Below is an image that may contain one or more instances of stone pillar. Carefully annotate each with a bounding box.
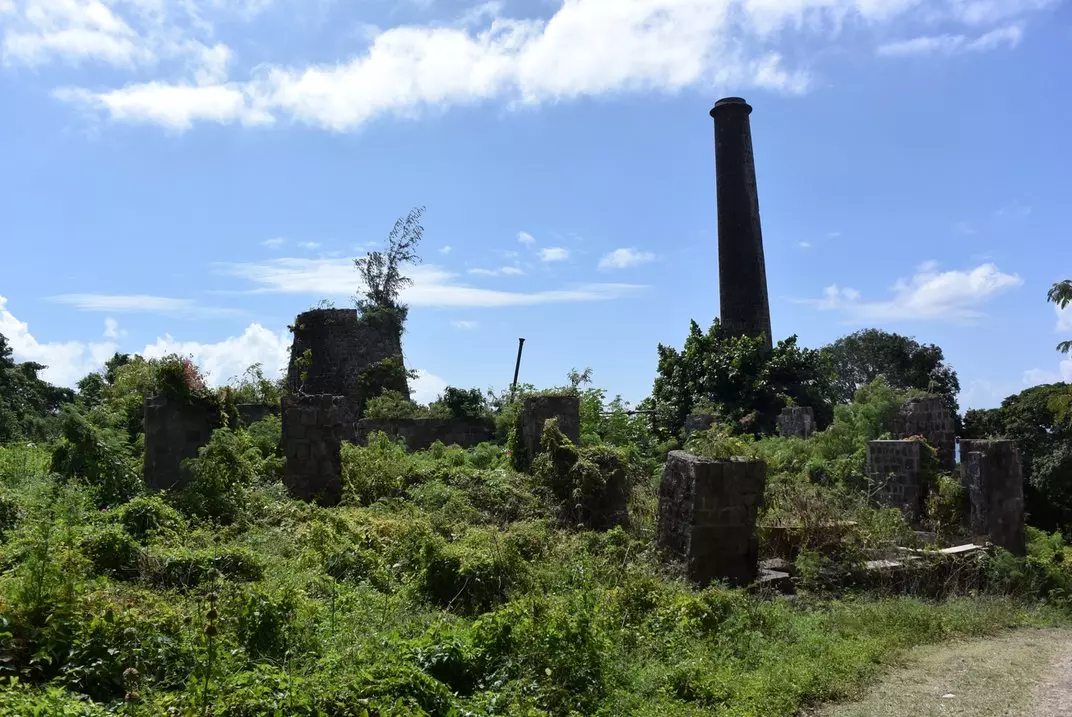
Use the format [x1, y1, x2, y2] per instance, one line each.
[777, 406, 816, 439]
[961, 440, 1026, 555]
[281, 394, 356, 506]
[684, 413, 716, 435]
[657, 451, 766, 587]
[286, 308, 408, 410]
[711, 97, 772, 350]
[518, 394, 580, 470]
[894, 396, 956, 472]
[143, 395, 221, 491]
[867, 440, 924, 521]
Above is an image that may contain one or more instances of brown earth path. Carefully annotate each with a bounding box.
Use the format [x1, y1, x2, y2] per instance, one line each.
[807, 628, 1072, 717]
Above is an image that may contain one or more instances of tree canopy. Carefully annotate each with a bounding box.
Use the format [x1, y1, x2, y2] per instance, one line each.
[819, 328, 960, 412]
[651, 319, 833, 438]
[0, 332, 74, 443]
[353, 206, 425, 325]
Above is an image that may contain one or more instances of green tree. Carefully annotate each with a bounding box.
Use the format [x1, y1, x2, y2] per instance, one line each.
[819, 328, 960, 411]
[0, 332, 75, 442]
[353, 206, 425, 326]
[651, 319, 832, 438]
[1047, 279, 1072, 424]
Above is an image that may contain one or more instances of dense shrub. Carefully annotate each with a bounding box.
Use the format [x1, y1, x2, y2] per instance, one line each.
[140, 546, 264, 590]
[177, 427, 262, 524]
[80, 525, 140, 580]
[341, 432, 413, 505]
[416, 528, 530, 615]
[50, 407, 141, 508]
[116, 495, 184, 543]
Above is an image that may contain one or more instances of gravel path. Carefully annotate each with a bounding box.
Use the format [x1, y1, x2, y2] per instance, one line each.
[810, 628, 1072, 717]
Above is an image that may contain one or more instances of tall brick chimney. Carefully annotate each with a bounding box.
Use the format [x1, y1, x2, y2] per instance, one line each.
[710, 97, 772, 350]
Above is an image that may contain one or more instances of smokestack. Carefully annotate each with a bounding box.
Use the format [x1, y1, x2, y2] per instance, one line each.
[710, 97, 773, 350]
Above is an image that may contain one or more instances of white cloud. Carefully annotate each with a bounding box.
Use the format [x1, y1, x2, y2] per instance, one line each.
[451, 320, 478, 330]
[996, 200, 1033, 217]
[262, 237, 286, 248]
[799, 262, 1022, 323]
[539, 247, 569, 263]
[467, 266, 525, 277]
[439, 245, 453, 255]
[0, 294, 116, 386]
[46, 294, 243, 318]
[798, 241, 812, 249]
[598, 248, 657, 270]
[103, 317, 126, 339]
[54, 83, 274, 131]
[1022, 360, 1072, 387]
[517, 231, 535, 245]
[215, 256, 643, 307]
[411, 368, 448, 404]
[142, 322, 291, 387]
[876, 24, 1022, 56]
[298, 241, 320, 249]
[1057, 303, 1072, 333]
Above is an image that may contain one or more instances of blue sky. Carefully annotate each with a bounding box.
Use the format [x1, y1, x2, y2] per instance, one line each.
[1, 0, 1069, 409]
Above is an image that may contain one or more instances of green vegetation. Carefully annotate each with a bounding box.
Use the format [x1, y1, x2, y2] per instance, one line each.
[0, 282, 1068, 714]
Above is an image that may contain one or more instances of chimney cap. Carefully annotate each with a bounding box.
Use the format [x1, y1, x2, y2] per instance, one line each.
[710, 97, 752, 117]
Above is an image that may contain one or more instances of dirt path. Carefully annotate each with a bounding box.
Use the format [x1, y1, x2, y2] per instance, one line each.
[810, 628, 1072, 717]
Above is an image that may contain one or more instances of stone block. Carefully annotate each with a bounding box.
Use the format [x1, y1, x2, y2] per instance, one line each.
[894, 395, 957, 473]
[867, 440, 924, 522]
[960, 440, 1026, 556]
[143, 395, 221, 491]
[684, 413, 716, 435]
[518, 394, 580, 471]
[777, 406, 816, 439]
[354, 417, 495, 452]
[657, 451, 766, 587]
[281, 393, 356, 506]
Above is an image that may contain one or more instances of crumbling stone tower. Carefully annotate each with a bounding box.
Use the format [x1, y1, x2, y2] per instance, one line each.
[286, 308, 409, 408]
[710, 97, 772, 350]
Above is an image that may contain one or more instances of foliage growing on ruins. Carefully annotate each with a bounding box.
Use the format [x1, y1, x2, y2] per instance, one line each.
[353, 205, 425, 334]
[819, 328, 961, 413]
[354, 356, 416, 415]
[684, 421, 759, 460]
[652, 318, 833, 439]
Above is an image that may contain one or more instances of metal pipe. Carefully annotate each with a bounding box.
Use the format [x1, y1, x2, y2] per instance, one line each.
[509, 338, 526, 401]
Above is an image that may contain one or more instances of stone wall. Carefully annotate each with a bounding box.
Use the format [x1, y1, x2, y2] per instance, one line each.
[143, 395, 221, 491]
[683, 413, 716, 435]
[285, 308, 408, 410]
[777, 406, 816, 439]
[657, 451, 766, 587]
[236, 403, 279, 427]
[867, 440, 924, 521]
[281, 394, 356, 506]
[960, 440, 1026, 555]
[894, 396, 956, 472]
[517, 395, 581, 471]
[355, 417, 494, 452]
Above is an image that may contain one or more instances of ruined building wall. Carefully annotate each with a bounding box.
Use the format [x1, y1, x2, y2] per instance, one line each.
[143, 395, 221, 492]
[961, 440, 1026, 555]
[657, 451, 766, 587]
[285, 308, 408, 409]
[867, 440, 924, 522]
[281, 394, 356, 506]
[894, 396, 956, 473]
[711, 97, 772, 350]
[516, 395, 581, 472]
[777, 406, 816, 439]
[355, 417, 495, 452]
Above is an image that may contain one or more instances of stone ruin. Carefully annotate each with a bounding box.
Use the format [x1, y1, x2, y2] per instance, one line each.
[143, 395, 280, 491]
[894, 395, 957, 472]
[286, 308, 409, 407]
[777, 406, 815, 439]
[515, 394, 581, 472]
[867, 440, 925, 522]
[657, 451, 766, 587]
[960, 440, 1026, 555]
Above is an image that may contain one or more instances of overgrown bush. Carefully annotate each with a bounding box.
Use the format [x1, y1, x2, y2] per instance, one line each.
[116, 495, 185, 543]
[341, 432, 413, 505]
[50, 407, 141, 508]
[80, 525, 140, 580]
[178, 427, 262, 524]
